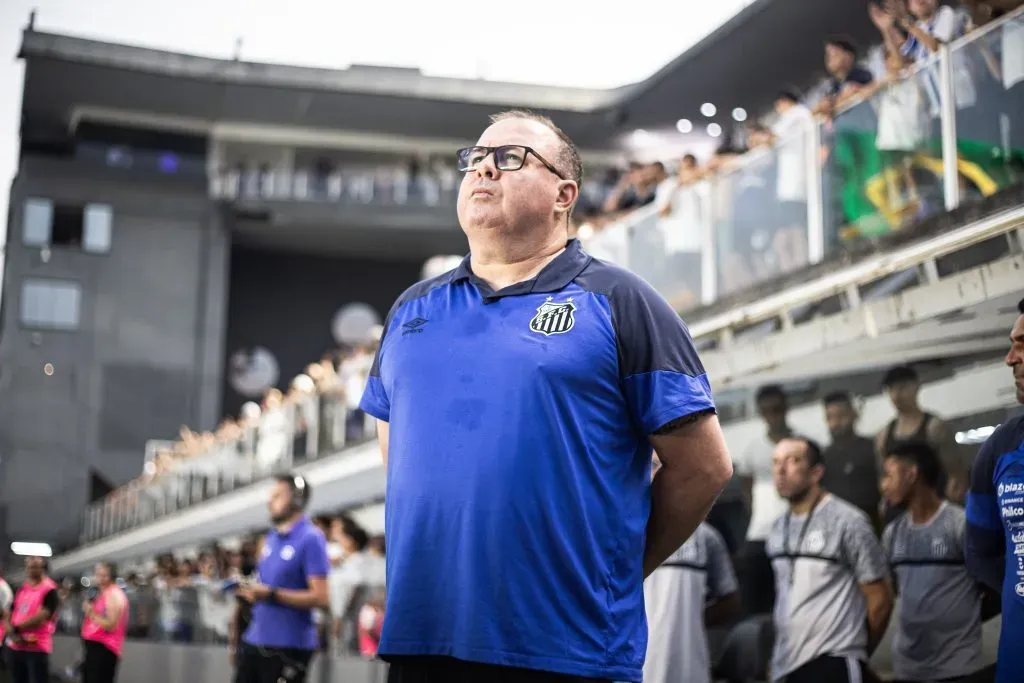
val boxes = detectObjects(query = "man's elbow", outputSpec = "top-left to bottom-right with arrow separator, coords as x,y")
708,450 -> 734,492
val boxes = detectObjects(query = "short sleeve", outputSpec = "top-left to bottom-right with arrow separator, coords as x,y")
41,588 -> 60,615
841,514 -> 889,584
608,274 -> 715,434
965,430 -> 1003,531
302,532 -> 331,579
704,526 -> 739,600
359,306 -> 400,423
880,522 -> 894,559
931,6 -> 960,42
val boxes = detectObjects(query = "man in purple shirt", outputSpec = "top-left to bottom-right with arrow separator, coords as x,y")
235,474 -> 330,683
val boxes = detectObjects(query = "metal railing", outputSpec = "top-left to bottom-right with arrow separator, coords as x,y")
81,392 -> 373,545
580,8 -> 1024,311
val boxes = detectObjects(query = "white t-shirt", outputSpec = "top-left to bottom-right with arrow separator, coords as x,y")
644,524 -> 739,683
654,178 -> 707,253
771,105 -> 814,203
735,434 -> 789,541
1003,15 -> 1024,90
329,551 -> 369,618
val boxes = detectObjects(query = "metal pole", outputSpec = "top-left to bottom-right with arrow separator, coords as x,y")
938,46 -> 961,211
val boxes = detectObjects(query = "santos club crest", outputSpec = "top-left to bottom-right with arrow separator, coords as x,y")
530,298 -> 576,336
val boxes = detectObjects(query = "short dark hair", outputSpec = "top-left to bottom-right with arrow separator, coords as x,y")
882,365 -> 919,388
98,561 -> 118,581
823,391 -> 853,408
756,384 -> 787,403
682,153 -> 698,165
274,473 -> 311,509
886,442 -> 942,489
777,89 -> 802,104
488,110 -> 583,187
826,37 -> 858,57
789,436 -> 824,467
1018,297 -> 1024,315
341,518 -> 370,551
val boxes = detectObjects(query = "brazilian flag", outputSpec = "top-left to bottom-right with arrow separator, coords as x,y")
830,130 -> 1023,243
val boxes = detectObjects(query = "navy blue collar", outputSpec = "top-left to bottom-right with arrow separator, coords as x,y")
449,239 -> 591,300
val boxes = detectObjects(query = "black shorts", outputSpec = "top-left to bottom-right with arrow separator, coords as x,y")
385,656 -> 614,683
82,639 -> 120,683
235,643 -> 314,683
784,655 -> 880,683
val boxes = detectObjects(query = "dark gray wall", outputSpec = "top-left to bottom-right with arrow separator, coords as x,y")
0,157 -> 229,550
222,246 -> 422,416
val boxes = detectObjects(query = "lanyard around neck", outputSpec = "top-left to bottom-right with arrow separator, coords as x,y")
783,492 -> 825,585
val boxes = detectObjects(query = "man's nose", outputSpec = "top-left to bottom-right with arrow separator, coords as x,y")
474,151 -> 500,179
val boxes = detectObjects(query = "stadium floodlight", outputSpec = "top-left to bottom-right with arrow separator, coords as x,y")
707,123 -> 723,138
11,542 -> 52,557
675,119 -> 693,134
700,103 -> 717,118
732,107 -> 748,122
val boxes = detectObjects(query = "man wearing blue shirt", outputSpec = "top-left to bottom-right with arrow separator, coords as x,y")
360,110 -> 734,683
234,474 -> 330,683
965,296 -> 1024,683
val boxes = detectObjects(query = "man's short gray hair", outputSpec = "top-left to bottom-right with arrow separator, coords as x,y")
488,110 -> 583,187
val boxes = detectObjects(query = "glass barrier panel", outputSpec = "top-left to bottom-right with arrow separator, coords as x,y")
710,144 -> 810,297
582,220 -> 630,268
625,184 -> 710,311
951,14 -> 1024,200
822,62 -> 946,254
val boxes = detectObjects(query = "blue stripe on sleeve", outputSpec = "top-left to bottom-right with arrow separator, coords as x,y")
965,492 -> 1003,531
623,370 -> 715,434
359,375 -> 390,422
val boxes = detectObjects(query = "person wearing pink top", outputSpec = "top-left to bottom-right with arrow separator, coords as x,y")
4,556 -> 59,683
80,562 -> 128,683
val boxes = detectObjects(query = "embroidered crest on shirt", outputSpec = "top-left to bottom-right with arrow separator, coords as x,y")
529,297 -> 576,336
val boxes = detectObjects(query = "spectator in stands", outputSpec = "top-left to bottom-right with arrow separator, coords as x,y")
196,554 -> 231,643
256,389 -> 289,474
365,535 -> 386,588
875,365 -> 962,502
155,560 -> 198,643
5,556 -> 60,683
734,385 -> 794,615
602,162 -> 665,214
122,573 -> 151,640
821,391 -> 882,531
768,438 -> 892,683
814,38 -> 875,116
55,579 -> 81,634
80,561 -> 128,683
328,517 -> 370,654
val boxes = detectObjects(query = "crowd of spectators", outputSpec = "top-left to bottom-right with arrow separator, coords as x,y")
88,332 -> 382,541
573,0 -> 1024,301
57,514 -> 386,658
214,154 -> 461,206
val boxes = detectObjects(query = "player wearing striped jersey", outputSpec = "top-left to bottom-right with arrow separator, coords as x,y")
881,442 -> 993,682
964,297 -> 1024,683
643,522 -> 740,683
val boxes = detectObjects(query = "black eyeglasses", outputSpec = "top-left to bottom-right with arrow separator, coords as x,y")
456,145 -> 567,180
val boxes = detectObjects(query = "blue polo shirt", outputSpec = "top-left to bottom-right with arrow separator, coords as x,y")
243,516 -> 329,651
360,239 -> 715,681
965,413 -> 1024,683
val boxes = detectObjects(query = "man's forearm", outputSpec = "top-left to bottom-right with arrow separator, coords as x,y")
643,465 -> 724,578
864,595 -> 893,654
274,587 -> 328,610
15,610 -> 51,630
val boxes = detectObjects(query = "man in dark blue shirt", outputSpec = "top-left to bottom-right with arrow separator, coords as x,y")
965,296 -> 1024,683
234,474 -> 330,683
360,110 -> 734,683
